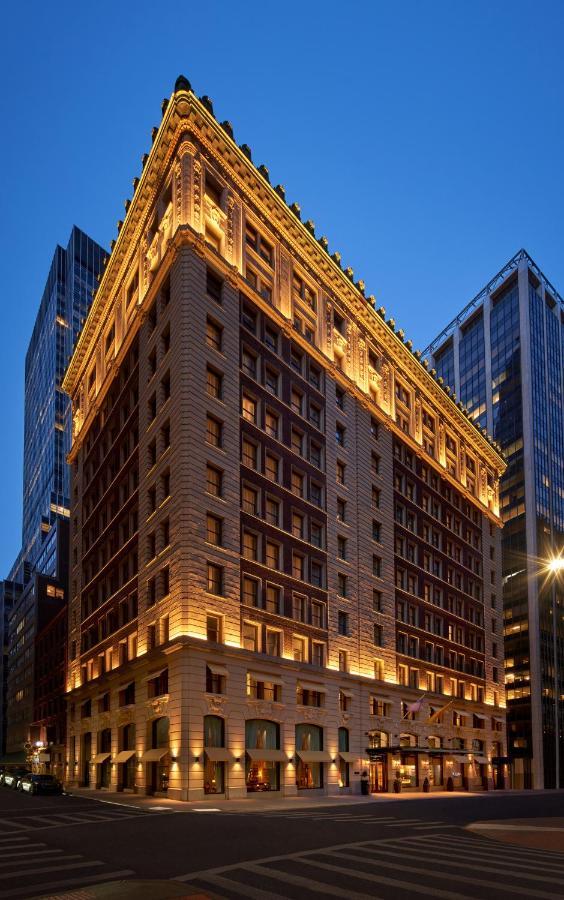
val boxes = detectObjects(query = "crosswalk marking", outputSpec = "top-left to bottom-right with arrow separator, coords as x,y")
335,843 -> 564,888
175,831 -> 564,900
0,832 -> 135,900
323,846 -> 562,898
400,835 -> 563,872
296,855 -> 475,900
410,833 -> 564,865
198,872 -> 287,900
244,861 -> 378,898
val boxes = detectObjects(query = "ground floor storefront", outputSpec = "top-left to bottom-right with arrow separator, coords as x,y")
64,637 -> 508,801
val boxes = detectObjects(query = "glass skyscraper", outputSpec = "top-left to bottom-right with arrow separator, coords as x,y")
19,226 -> 106,576
424,249 -> 564,788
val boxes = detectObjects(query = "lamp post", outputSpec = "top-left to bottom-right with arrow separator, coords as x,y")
547,557 -> 564,789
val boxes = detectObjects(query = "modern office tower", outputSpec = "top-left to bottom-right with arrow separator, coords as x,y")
425,249 -> 564,789
6,518 -> 69,768
62,77 -> 506,801
21,226 -> 107,576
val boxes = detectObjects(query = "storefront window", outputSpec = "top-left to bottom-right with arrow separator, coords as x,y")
204,715 -> 225,794
151,717 -> 169,792
245,719 -> 280,792
296,723 -> 323,789
396,753 -> 418,788
428,756 -> 443,786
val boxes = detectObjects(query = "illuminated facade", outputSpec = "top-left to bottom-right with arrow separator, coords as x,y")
425,250 -> 564,789
63,78 -> 507,800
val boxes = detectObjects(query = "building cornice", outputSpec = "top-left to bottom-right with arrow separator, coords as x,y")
62,81 -> 505,479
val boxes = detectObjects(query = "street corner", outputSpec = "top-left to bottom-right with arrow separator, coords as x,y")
466,818 -> 564,853
37,879 -> 214,900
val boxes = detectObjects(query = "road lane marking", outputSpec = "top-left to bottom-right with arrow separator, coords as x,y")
244,862 -> 379,898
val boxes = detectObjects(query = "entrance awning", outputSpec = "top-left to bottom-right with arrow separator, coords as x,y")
93,752 -> 111,764
296,750 -> 332,763
114,750 -> 136,764
472,756 -> 489,765
205,748 -> 235,762
141,748 -> 169,762
339,752 -> 358,763
246,748 -> 287,763
450,754 -> 469,763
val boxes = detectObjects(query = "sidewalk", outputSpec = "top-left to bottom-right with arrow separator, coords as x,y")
467,817 -> 564,853
66,786 -> 541,813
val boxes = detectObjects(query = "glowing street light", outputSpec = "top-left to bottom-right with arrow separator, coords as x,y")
547,557 -> 564,575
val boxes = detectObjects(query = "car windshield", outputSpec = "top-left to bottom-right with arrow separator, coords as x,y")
34,775 -> 57,782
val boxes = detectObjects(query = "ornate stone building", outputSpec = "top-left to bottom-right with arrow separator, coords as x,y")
62,77 -> 507,800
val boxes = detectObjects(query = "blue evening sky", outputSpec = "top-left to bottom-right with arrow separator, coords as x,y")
0,0 -> 562,575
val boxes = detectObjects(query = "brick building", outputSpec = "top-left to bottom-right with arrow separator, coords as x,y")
62,77 -> 507,800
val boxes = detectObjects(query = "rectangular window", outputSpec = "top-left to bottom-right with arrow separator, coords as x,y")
265,496 -> 280,525
337,573 -> 348,598
265,541 -> 280,569
206,416 -> 223,448
242,576 -> 259,607
242,393 -> 258,423
265,584 -> 281,614
265,453 -> 279,482
265,409 -> 279,438
338,610 -> 348,636
242,622 -> 259,652
206,464 -> 223,497
242,530 -> 259,560
374,624 -> 383,646
206,614 -> 222,643
206,317 -> 222,351
206,514 -> 223,546
242,439 -> 257,469
242,484 -> 259,515
207,367 -> 223,399
206,563 -> 223,596
207,268 -> 223,302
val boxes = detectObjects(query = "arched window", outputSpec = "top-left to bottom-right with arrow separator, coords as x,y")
295,723 -> 324,790
204,716 -> 226,795
245,719 -> 281,792
338,727 -> 349,752
368,730 -> 389,749
152,716 -> 169,749
338,727 -> 350,788
204,715 -> 225,748
399,732 -> 418,748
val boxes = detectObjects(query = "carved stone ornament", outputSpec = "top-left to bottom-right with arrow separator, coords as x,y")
300,706 -> 326,723
98,713 -> 111,730
193,157 -> 202,232
340,712 -> 351,725
381,362 -> 390,405
206,694 -> 226,715
72,408 -> 83,439
245,699 -> 282,719
117,709 -> 134,726
147,696 -> 169,718
226,193 -> 235,263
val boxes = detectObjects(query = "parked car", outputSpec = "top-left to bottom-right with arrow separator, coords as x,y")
3,768 -> 29,789
18,774 -> 63,795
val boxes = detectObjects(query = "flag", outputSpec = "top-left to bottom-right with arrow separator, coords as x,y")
403,694 -> 426,717
427,700 -> 453,723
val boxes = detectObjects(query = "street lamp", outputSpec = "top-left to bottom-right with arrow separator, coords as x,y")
546,555 -> 564,789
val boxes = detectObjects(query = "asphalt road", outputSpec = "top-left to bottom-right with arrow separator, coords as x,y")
0,787 -> 563,898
